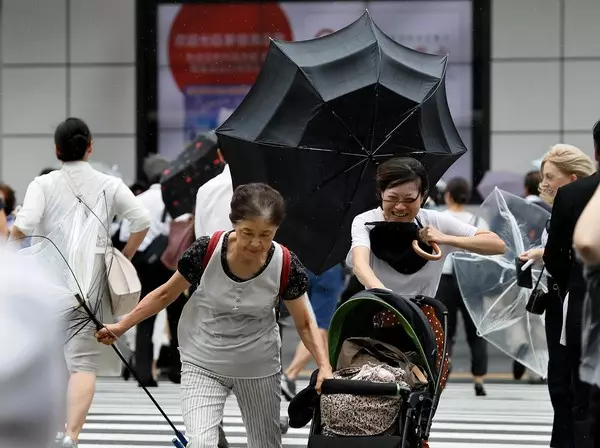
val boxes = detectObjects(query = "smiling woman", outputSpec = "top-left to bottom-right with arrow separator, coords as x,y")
346,157 -> 506,298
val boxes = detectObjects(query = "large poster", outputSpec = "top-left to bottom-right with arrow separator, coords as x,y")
157,1 -> 473,180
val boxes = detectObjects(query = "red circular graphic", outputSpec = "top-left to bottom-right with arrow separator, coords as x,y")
168,4 -> 293,91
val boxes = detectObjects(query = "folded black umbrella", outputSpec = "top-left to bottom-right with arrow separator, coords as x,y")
216,11 -> 466,274
160,131 -> 225,218
288,369 -> 319,428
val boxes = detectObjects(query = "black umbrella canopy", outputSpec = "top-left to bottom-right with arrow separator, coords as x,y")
216,11 -> 466,274
160,131 -> 225,218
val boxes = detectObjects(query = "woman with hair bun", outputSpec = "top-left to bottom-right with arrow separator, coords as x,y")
9,117 -> 151,448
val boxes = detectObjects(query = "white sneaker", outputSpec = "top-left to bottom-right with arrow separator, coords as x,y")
61,436 -> 77,447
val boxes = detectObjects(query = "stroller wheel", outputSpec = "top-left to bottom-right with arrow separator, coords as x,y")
280,416 -> 289,434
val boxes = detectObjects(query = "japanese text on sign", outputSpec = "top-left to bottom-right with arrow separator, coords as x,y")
175,32 -> 286,48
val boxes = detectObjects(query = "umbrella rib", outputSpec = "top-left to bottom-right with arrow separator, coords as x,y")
313,158 -> 372,273
367,17 -> 383,154
477,279 -> 517,335
272,43 -> 368,156
371,105 -> 420,156
326,106 -> 370,156
371,145 -> 437,156
372,65 -> 448,156
285,157 -> 369,209
224,135 -> 368,158
297,145 -> 369,158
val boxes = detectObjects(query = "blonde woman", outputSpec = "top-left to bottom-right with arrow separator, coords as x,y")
518,143 -> 595,448
519,144 -> 595,264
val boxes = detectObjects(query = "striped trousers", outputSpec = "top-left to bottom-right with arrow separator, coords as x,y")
181,362 -> 282,448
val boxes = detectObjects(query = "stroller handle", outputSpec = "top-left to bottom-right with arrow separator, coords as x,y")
321,379 -> 411,397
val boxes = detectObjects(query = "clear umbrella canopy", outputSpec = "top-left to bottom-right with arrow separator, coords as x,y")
452,188 -> 550,377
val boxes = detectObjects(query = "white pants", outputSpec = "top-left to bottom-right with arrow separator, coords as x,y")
181,363 -> 281,448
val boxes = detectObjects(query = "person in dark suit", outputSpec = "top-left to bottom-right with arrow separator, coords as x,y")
544,138 -> 599,448
572,119 -> 600,448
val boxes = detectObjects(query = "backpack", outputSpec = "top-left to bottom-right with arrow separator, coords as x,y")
202,231 -> 291,319
160,215 -> 195,271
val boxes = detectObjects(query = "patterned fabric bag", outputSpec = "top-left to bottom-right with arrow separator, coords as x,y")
320,362 -> 413,437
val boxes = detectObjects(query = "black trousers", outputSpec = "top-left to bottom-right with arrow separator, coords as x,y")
584,386 -> 600,448
133,257 -> 186,384
435,274 -> 488,377
545,281 -> 574,448
566,292 -> 591,448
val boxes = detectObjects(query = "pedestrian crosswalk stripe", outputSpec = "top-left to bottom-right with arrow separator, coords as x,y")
79,379 -> 553,447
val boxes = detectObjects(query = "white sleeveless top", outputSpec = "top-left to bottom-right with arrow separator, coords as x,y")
178,232 -> 285,378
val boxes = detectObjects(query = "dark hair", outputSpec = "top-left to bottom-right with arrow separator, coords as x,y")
593,119 -> 600,157
54,117 -> 92,162
445,177 -> 471,204
39,167 -> 56,176
524,170 -> 541,196
0,183 -> 16,215
375,157 -> 429,198
229,183 -> 286,226
129,181 -> 148,196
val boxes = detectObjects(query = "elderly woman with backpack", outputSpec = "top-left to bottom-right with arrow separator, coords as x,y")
97,182 -> 332,448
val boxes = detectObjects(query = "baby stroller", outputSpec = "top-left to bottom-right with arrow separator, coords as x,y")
289,288 -> 449,448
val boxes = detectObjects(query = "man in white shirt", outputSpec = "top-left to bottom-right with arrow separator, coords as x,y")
195,163 -> 233,237
120,154 -> 186,387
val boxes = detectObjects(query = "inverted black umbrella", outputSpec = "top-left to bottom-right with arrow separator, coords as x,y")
216,11 -> 466,274
160,131 -> 225,218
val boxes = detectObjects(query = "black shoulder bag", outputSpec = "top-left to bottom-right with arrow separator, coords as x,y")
525,265 -> 547,315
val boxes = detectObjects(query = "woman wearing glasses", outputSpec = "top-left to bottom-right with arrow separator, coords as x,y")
347,157 -> 505,303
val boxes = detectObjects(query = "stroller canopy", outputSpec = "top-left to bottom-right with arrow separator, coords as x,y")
328,289 -> 439,380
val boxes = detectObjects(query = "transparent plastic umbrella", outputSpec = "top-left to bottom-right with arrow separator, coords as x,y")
452,187 -> 550,378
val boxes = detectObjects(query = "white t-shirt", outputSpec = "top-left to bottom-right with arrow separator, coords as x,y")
441,210 -> 489,275
346,207 -> 478,297
194,165 -> 233,238
15,161 -> 150,252
119,184 -> 171,252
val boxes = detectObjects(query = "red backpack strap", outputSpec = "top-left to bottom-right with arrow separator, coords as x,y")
202,231 -> 225,270
279,245 -> 291,297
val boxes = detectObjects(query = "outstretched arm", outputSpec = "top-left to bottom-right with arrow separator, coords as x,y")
285,294 -> 333,391
351,246 -> 387,289
96,271 -> 190,344
420,227 -> 506,256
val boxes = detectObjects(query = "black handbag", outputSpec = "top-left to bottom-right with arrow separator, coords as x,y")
525,265 -> 548,315
366,217 -> 433,275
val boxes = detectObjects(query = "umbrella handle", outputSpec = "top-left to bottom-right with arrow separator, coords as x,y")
412,240 -> 442,261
